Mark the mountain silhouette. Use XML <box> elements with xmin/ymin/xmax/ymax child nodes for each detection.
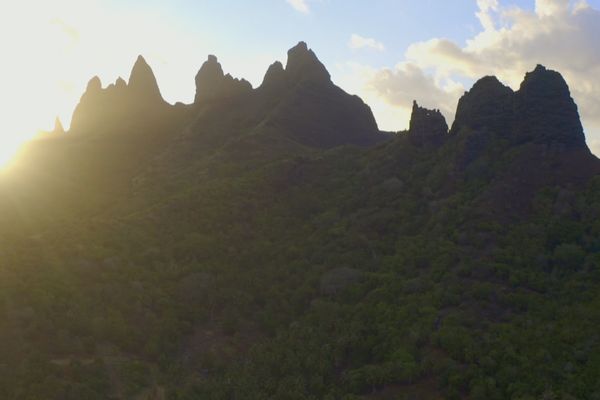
<box><xmin>70</xmin><ymin>55</ymin><xmax>168</xmax><ymax>134</ymax></box>
<box><xmin>128</xmin><ymin>55</ymin><xmax>165</xmax><ymax>102</ymax></box>
<box><xmin>445</xmin><ymin>65</ymin><xmax>600</xmax><ymax>216</ymax></box>
<box><xmin>252</xmin><ymin>42</ymin><xmax>384</xmax><ymax>148</ymax></box>
<box><xmin>452</xmin><ymin>65</ymin><xmax>589</xmax><ymax>151</ymax></box>
<box><xmin>9</xmin><ymin>45</ymin><xmax>599</xmax><ymax>222</ymax></box>
<box><xmin>450</xmin><ymin>75</ymin><xmax>514</xmax><ymax>138</ymax></box>
<box><xmin>1</xmin><ymin>41</ymin><xmax>599</xmax><ymax>400</ymax></box>
<box><xmin>194</xmin><ymin>55</ymin><xmax>252</xmax><ymax>103</ymax></box>
<box><xmin>514</xmin><ymin>64</ymin><xmax>586</xmax><ymax>148</ymax></box>
<box><xmin>408</xmin><ymin>101</ymin><xmax>448</xmax><ymax>147</ymax></box>
<box><xmin>186</xmin><ymin>41</ymin><xmax>386</xmax><ymax>149</ymax></box>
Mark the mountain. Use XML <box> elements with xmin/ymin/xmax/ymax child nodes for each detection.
<box><xmin>252</xmin><ymin>41</ymin><xmax>384</xmax><ymax>148</ymax></box>
<box><xmin>451</xmin><ymin>65</ymin><xmax>589</xmax><ymax>150</ymax></box>
<box><xmin>128</xmin><ymin>55</ymin><xmax>165</xmax><ymax>102</ymax></box>
<box><xmin>70</xmin><ymin>55</ymin><xmax>169</xmax><ymax>134</ymax></box>
<box><xmin>449</xmin><ymin>75</ymin><xmax>514</xmax><ymax>138</ymax></box>
<box><xmin>514</xmin><ymin>64</ymin><xmax>587</xmax><ymax>148</ymax></box>
<box><xmin>448</xmin><ymin>65</ymin><xmax>600</xmax><ymax>216</ymax></box>
<box><xmin>408</xmin><ymin>101</ymin><xmax>448</xmax><ymax>147</ymax></box>
<box><xmin>194</xmin><ymin>55</ymin><xmax>252</xmax><ymax>103</ymax></box>
<box><xmin>0</xmin><ymin>43</ymin><xmax>599</xmax><ymax>400</ymax></box>
<box><xmin>187</xmin><ymin>41</ymin><xmax>386</xmax><ymax>150</ymax></box>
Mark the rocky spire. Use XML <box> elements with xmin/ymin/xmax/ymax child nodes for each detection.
<box><xmin>252</xmin><ymin>41</ymin><xmax>383</xmax><ymax>148</ymax></box>
<box><xmin>53</xmin><ymin>116</ymin><xmax>65</xmax><ymax>134</ymax></box>
<box><xmin>128</xmin><ymin>55</ymin><xmax>164</xmax><ymax>102</ymax></box>
<box><xmin>194</xmin><ymin>55</ymin><xmax>252</xmax><ymax>103</ymax></box>
<box><xmin>115</xmin><ymin>77</ymin><xmax>127</xmax><ymax>89</ymax></box>
<box><xmin>70</xmin><ymin>56</ymin><xmax>168</xmax><ymax>133</ymax></box>
<box><xmin>261</xmin><ymin>61</ymin><xmax>286</xmax><ymax>89</ymax></box>
<box><xmin>408</xmin><ymin>101</ymin><xmax>448</xmax><ymax>146</ymax></box>
<box><xmin>85</xmin><ymin>76</ymin><xmax>102</xmax><ymax>94</ymax></box>
<box><xmin>450</xmin><ymin>76</ymin><xmax>514</xmax><ymax>137</ymax></box>
<box><xmin>285</xmin><ymin>41</ymin><xmax>331</xmax><ymax>83</ymax></box>
<box><xmin>514</xmin><ymin>64</ymin><xmax>586</xmax><ymax>148</ymax></box>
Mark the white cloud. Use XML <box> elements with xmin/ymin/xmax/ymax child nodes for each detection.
<box><xmin>476</xmin><ymin>0</ymin><xmax>499</xmax><ymax>31</ymax></box>
<box><xmin>349</xmin><ymin>34</ymin><xmax>385</xmax><ymax>52</ymax></box>
<box><xmin>535</xmin><ymin>0</ymin><xmax>570</xmax><ymax>17</ymax></box>
<box><xmin>286</xmin><ymin>0</ymin><xmax>310</xmax><ymax>14</ymax></box>
<box><xmin>368</xmin><ymin>63</ymin><xmax>463</xmax><ymax>122</ymax></box>
<box><xmin>334</xmin><ymin>62</ymin><xmax>462</xmax><ymax>132</ymax></box>
<box><xmin>343</xmin><ymin>0</ymin><xmax>600</xmax><ymax>154</ymax></box>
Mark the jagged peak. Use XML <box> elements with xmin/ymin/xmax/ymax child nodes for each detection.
<box><xmin>519</xmin><ymin>64</ymin><xmax>565</xmax><ymax>91</ymax></box>
<box><xmin>54</xmin><ymin>116</ymin><xmax>65</xmax><ymax>134</ymax></box>
<box><xmin>450</xmin><ymin>75</ymin><xmax>514</xmax><ymax>136</ymax></box>
<box><xmin>261</xmin><ymin>61</ymin><xmax>286</xmax><ymax>88</ymax></box>
<box><xmin>86</xmin><ymin>76</ymin><xmax>102</xmax><ymax>93</ymax></box>
<box><xmin>410</xmin><ymin>101</ymin><xmax>445</xmax><ymax>120</ymax></box>
<box><xmin>269</xmin><ymin>61</ymin><xmax>284</xmax><ymax>72</ymax></box>
<box><xmin>194</xmin><ymin>55</ymin><xmax>251</xmax><ymax>103</ymax></box>
<box><xmin>127</xmin><ymin>55</ymin><xmax>163</xmax><ymax>101</ymax></box>
<box><xmin>195</xmin><ymin>55</ymin><xmax>225</xmax><ymax>89</ymax></box>
<box><xmin>115</xmin><ymin>77</ymin><xmax>127</xmax><ymax>89</ymax></box>
<box><xmin>514</xmin><ymin>64</ymin><xmax>586</xmax><ymax>148</ymax></box>
<box><xmin>129</xmin><ymin>55</ymin><xmax>151</xmax><ymax>82</ymax></box>
<box><xmin>285</xmin><ymin>41</ymin><xmax>331</xmax><ymax>83</ymax></box>
<box><xmin>409</xmin><ymin>100</ymin><xmax>448</xmax><ymax>146</ymax></box>
<box><xmin>199</xmin><ymin>55</ymin><xmax>224</xmax><ymax>76</ymax></box>
<box><xmin>291</xmin><ymin>41</ymin><xmax>309</xmax><ymax>53</ymax></box>
<box><xmin>469</xmin><ymin>75</ymin><xmax>513</xmax><ymax>95</ymax></box>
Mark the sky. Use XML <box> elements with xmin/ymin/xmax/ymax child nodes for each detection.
<box><xmin>1</xmin><ymin>0</ymin><xmax>600</xmax><ymax>160</ymax></box>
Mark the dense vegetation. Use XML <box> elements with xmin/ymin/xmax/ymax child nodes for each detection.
<box><xmin>1</xmin><ymin>135</ymin><xmax>599</xmax><ymax>399</ymax></box>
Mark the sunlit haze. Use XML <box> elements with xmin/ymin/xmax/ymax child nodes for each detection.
<box><xmin>2</xmin><ymin>0</ymin><xmax>600</xmax><ymax>166</ymax></box>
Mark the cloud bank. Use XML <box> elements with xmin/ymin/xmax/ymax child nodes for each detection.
<box><xmin>350</xmin><ymin>0</ymin><xmax>600</xmax><ymax>155</ymax></box>
<box><xmin>349</xmin><ymin>34</ymin><xmax>385</xmax><ymax>52</ymax></box>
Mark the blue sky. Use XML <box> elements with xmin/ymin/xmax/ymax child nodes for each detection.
<box><xmin>107</xmin><ymin>0</ymin><xmax>488</xmax><ymax>80</ymax></box>
<box><xmin>104</xmin><ymin>0</ymin><xmax>600</xmax><ymax>74</ymax></box>
<box><xmin>1</xmin><ymin>0</ymin><xmax>599</xmax><ymax>158</ymax></box>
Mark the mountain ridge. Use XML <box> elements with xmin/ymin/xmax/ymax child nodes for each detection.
<box><xmin>1</xmin><ymin>41</ymin><xmax>599</xmax><ymax>400</ymax></box>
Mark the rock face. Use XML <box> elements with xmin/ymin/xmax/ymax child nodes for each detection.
<box><xmin>69</xmin><ymin>43</ymin><xmax>387</xmax><ymax>148</ymax></box>
<box><xmin>180</xmin><ymin>41</ymin><xmax>386</xmax><ymax>151</ymax></box>
<box><xmin>408</xmin><ymin>101</ymin><xmax>448</xmax><ymax>146</ymax></box>
<box><xmin>514</xmin><ymin>65</ymin><xmax>586</xmax><ymax>148</ymax></box>
<box><xmin>53</xmin><ymin>117</ymin><xmax>65</xmax><ymax>134</ymax></box>
<box><xmin>450</xmin><ymin>77</ymin><xmax>514</xmax><ymax>167</ymax></box>
<box><xmin>451</xmin><ymin>65</ymin><xmax>588</xmax><ymax>151</ymax></box>
<box><xmin>260</xmin><ymin>61</ymin><xmax>286</xmax><ymax>90</ymax></box>
<box><xmin>194</xmin><ymin>55</ymin><xmax>252</xmax><ymax>103</ymax></box>
<box><xmin>128</xmin><ymin>55</ymin><xmax>164</xmax><ymax>102</ymax></box>
<box><xmin>284</xmin><ymin>41</ymin><xmax>331</xmax><ymax>84</ymax></box>
<box><xmin>253</xmin><ymin>42</ymin><xmax>384</xmax><ymax>148</ymax></box>
<box><xmin>70</xmin><ymin>56</ymin><xmax>168</xmax><ymax>133</ymax></box>
<box><xmin>449</xmin><ymin>65</ymin><xmax>599</xmax><ymax>216</ymax></box>
<box><xmin>450</xmin><ymin>76</ymin><xmax>514</xmax><ymax>138</ymax></box>
<box><xmin>115</xmin><ymin>77</ymin><xmax>127</xmax><ymax>89</ymax></box>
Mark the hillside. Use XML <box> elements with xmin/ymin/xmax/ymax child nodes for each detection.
<box><xmin>0</xmin><ymin>42</ymin><xmax>599</xmax><ymax>399</ymax></box>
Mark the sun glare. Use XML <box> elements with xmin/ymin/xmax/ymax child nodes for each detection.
<box><xmin>0</xmin><ymin>132</ymin><xmax>33</xmax><ymax>169</ymax></box>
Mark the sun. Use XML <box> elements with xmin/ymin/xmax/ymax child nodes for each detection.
<box><xmin>0</xmin><ymin>130</ymin><xmax>35</xmax><ymax>169</ymax></box>
<box><xmin>0</xmin><ymin>138</ymin><xmax>23</xmax><ymax>169</ymax></box>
